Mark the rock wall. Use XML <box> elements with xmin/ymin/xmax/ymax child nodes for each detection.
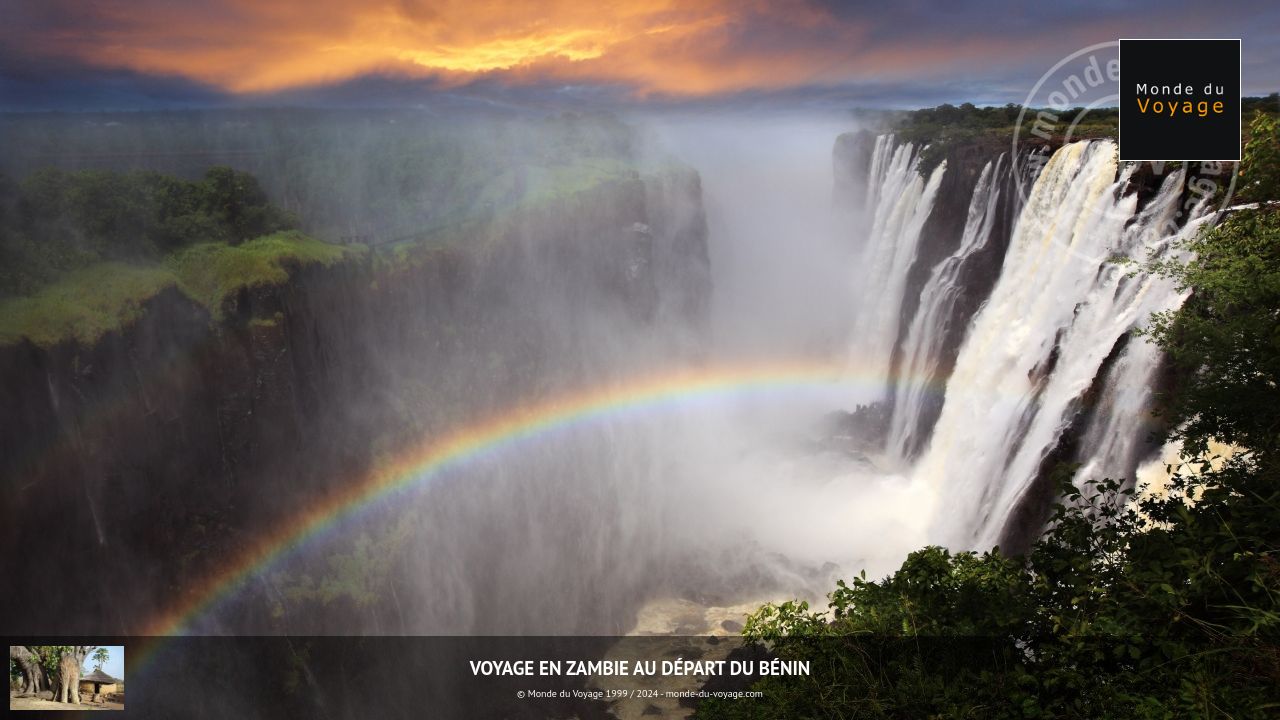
<box><xmin>0</xmin><ymin>170</ymin><xmax>711</xmax><ymax>634</ymax></box>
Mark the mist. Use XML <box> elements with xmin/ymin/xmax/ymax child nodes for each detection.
<box><xmin>641</xmin><ymin>113</ymin><xmax>859</xmax><ymax>361</ymax></box>
<box><xmin>228</xmin><ymin>109</ymin><xmax>937</xmax><ymax>634</ymax></box>
<box><xmin>298</xmin><ymin>110</ymin><xmax>937</xmax><ymax>634</ymax></box>
<box><xmin>3</xmin><ymin>107</ymin><xmax>945</xmax><ymax>640</ymax></box>
<box><xmin>3</xmin><ymin>104</ymin><xmax>1182</xmax><ymax>645</ymax></box>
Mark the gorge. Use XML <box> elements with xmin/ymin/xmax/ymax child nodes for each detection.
<box><xmin>0</xmin><ymin>111</ymin><xmax>1198</xmax><ymax>643</ymax></box>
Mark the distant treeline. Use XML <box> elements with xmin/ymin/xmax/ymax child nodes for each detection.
<box><xmin>861</xmin><ymin>94</ymin><xmax>1277</xmax><ymax>171</ymax></box>
<box><xmin>875</xmin><ymin>93</ymin><xmax>1276</xmax><ymax>136</ymax></box>
<box><xmin>0</xmin><ymin>109</ymin><xmax>642</xmax><ymax>250</ymax></box>
<box><xmin>0</xmin><ymin>167</ymin><xmax>296</xmax><ymax>296</ymax></box>
<box><xmin>0</xmin><ymin>110</ymin><xmax>647</xmax><ymax>298</ymax></box>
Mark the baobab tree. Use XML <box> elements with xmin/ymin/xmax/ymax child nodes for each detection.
<box><xmin>8</xmin><ymin>646</ymin><xmax>95</xmax><ymax>704</ymax></box>
<box><xmin>51</xmin><ymin>646</ymin><xmax>92</xmax><ymax>704</ymax></box>
<box><xmin>9</xmin><ymin>646</ymin><xmax>45</xmax><ymax>695</ymax></box>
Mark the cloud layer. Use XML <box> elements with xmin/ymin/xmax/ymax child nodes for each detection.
<box><xmin>2</xmin><ymin>0</ymin><xmax>1277</xmax><ymax>109</ymax></box>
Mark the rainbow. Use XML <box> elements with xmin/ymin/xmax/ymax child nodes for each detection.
<box><xmin>132</xmin><ymin>361</ymin><xmax>901</xmax><ymax>635</ymax></box>
<box><xmin>138</xmin><ymin>359</ymin><xmax>873</xmax><ymax>638</ymax></box>
<box><xmin>125</xmin><ymin>357</ymin><xmax>956</xmax><ymax>680</ymax></box>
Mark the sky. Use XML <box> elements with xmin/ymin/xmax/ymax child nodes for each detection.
<box><xmin>1</xmin><ymin>0</ymin><xmax>1278</xmax><ymax>111</ymax></box>
<box><xmin>81</xmin><ymin>646</ymin><xmax>125</xmax><ymax>681</ymax></box>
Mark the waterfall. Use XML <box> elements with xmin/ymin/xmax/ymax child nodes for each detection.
<box><xmin>1073</xmin><ymin>209</ymin><xmax>1204</xmax><ymax>485</ymax></box>
<box><xmin>1071</xmin><ymin>330</ymin><xmax>1174</xmax><ymax>484</ymax></box>
<box><xmin>848</xmin><ymin>135</ymin><xmax>946</xmax><ymax>390</ymax></box>
<box><xmin>886</xmin><ymin>155</ymin><xmax>1005</xmax><ymax>461</ymax></box>
<box><xmin>911</xmin><ymin>140</ymin><xmax>1198</xmax><ymax>549</ymax></box>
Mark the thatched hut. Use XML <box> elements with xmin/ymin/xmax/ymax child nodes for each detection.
<box><xmin>78</xmin><ymin>668</ymin><xmax>121</xmax><ymax>697</ymax></box>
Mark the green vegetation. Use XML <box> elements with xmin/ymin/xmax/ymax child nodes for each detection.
<box><xmin>703</xmin><ymin>112</ymin><xmax>1280</xmax><ymax>719</ymax></box>
<box><xmin>878</xmin><ymin>95</ymin><xmax>1278</xmax><ymax>173</ymax></box>
<box><xmin>166</xmin><ymin>230</ymin><xmax>353</xmax><ymax>318</ymax></box>
<box><xmin>1146</xmin><ymin>118</ymin><xmax>1280</xmax><ymax>464</ymax></box>
<box><xmin>0</xmin><ymin>110</ymin><xmax>644</xmax><ymax>249</ymax></box>
<box><xmin>881</xmin><ymin>102</ymin><xmax>1118</xmax><ymax>171</ymax></box>
<box><xmin>0</xmin><ymin>263</ymin><xmax>176</xmax><ymax>346</ymax></box>
<box><xmin>1237</xmin><ymin>110</ymin><xmax>1280</xmax><ymax>205</ymax></box>
<box><xmin>0</xmin><ymin>229</ymin><xmax>357</xmax><ymax>345</ymax></box>
<box><xmin>895</xmin><ymin>102</ymin><xmax>1106</xmax><ymax>141</ymax></box>
<box><xmin>0</xmin><ymin>165</ymin><xmax>297</xmax><ymax>297</ymax></box>
<box><xmin>89</xmin><ymin>648</ymin><xmax>109</xmax><ymax>672</ymax></box>
<box><xmin>0</xmin><ymin>226</ymin><xmax>355</xmax><ymax>345</ymax></box>
<box><xmin>0</xmin><ymin>111</ymin><xmax>650</xmax><ymax>346</ymax></box>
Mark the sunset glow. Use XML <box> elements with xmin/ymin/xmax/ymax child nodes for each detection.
<box><xmin>6</xmin><ymin>0</ymin><xmax>866</xmax><ymax>96</ymax></box>
<box><xmin>2</xmin><ymin>0</ymin><xmax>1276</xmax><ymax>107</ymax></box>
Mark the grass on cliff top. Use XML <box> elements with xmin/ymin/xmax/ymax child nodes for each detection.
<box><xmin>0</xmin><ymin>154</ymin><xmax>673</xmax><ymax>345</ymax></box>
<box><xmin>0</xmin><ymin>231</ymin><xmax>354</xmax><ymax>347</ymax></box>
<box><xmin>516</xmin><ymin>158</ymin><xmax>637</xmax><ymax>206</ymax></box>
<box><xmin>0</xmin><ymin>263</ymin><xmax>178</xmax><ymax>346</ymax></box>
<box><xmin>167</xmin><ymin>230</ymin><xmax>355</xmax><ymax>318</ymax></box>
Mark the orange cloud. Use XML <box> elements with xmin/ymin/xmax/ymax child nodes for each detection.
<box><xmin>18</xmin><ymin>0</ymin><xmax>873</xmax><ymax>96</ymax></box>
<box><xmin>12</xmin><ymin>0</ymin><xmax>1137</xmax><ymax>100</ymax></box>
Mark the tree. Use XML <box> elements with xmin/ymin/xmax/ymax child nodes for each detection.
<box><xmin>1147</xmin><ymin>113</ymin><xmax>1280</xmax><ymax>462</ymax></box>
<box><xmin>51</xmin><ymin>646</ymin><xmax>89</xmax><ymax>704</ymax></box>
<box><xmin>38</xmin><ymin>646</ymin><xmax>91</xmax><ymax>704</ymax></box>
<box><xmin>10</xmin><ymin>646</ymin><xmax>96</xmax><ymax>704</ymax></box>
<box><xmin>704</xmin><ymin>467</ymin><xmax>1279</xmax><ymax>718</ymax></box>
<box><xmin>0</xmin><ymin>166</ymin><xmax>299</xmax><ymax>296</ymax></box>
<box><xmin>91</xmin><ymin>647</ymin><xmax>109</xmax><ymax>672</ymax></box>
<box><xmin>200</xmin><ymin>166</ymin><xmax>294</xmax><ymax>244</ymax></box>
<box><xmin>1237</xmin><ymin>112</ymin><xmax>1280</xmax><ymax>204</ymax></box>
<box><xmin>9</xmin><ymin>646</ymin><xmax>46</xmax><ymax>696</ymax></box>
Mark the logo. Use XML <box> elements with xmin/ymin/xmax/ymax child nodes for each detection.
<box><xmin>1119</xmin><ymin>39</ymin><xmax>1241</xmax><ymax>162</ymax></box>
<box><xmin>1012</xmin><ymin>41</ymin><xmax>1238</xmax><ymax>246</ymax></box>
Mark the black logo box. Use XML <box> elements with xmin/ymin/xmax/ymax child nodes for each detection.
<box><xmin>1119</xmin><ymin>39</ymin><xmax>1241</xmax><ymax>162</ymax></box>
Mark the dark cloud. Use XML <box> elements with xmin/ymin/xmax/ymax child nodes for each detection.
<box><xmin>1</xmin><ymin>0</ymin><xmax>1276</xmax><ymax>112</ymax></box>
<box><xmin>0</xmin><ymin>55</ymin><xmax>230</xmax><ymax>112</ymax></box>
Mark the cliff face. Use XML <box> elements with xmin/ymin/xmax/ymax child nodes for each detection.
<box><xmin>0</xmin><ymin>170</ymin><xmax>711</xmax><ymax>634</ymax></box>
<box><xmin>834</xmin><ymin>131</ymin><xmax>1021</xmax><ymax>454</ymax></box>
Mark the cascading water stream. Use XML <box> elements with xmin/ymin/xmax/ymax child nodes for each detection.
<box><xmin>848</xmin><ymin>135</ymin><xmax>946</xmax><ymax>389</ymax></box>
<box><xmin>1072</xmin><ymin>207</ymin><xmax>1207</xmax><ymax>485</ymax></box>
<box><xmin>908</xmin><ymin>140</ymin><xmax>1200</xmax><ymax>549</ymax></box>
<box><xmin>886</xmin><ymin>155</ymin><xmax>1005</xmax><ymax>462</ymax></box>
